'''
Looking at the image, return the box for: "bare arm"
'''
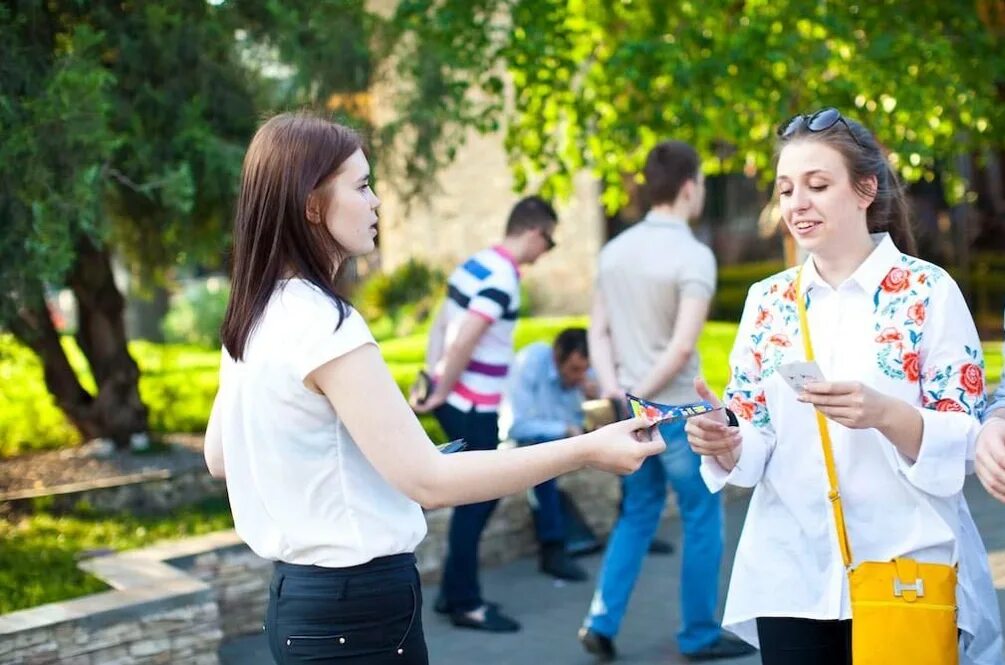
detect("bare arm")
[416,312,491,412]
[588,293,621,397]
[204,392,225,479]
[311,344,663,509]
[631,296,710,399]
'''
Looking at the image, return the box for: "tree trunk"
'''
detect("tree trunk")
[7,290,105,442]
[65,237,149,447]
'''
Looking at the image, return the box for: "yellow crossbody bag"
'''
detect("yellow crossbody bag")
[795,269,958,665]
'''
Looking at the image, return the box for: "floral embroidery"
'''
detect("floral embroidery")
[907,302,926,326]
[755,306,773,328]
[880,267,911,294]
[728,253,986,429]
[920,345,985,415]
[959,363,983,397]
[768,334,792,347]
[875,327,903,345]
[902,352,920,383]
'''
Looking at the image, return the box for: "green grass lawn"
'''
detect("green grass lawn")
[0,498,234,614]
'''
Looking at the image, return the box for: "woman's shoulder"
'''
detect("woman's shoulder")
[272,280,364,331]
[747,266,801,303]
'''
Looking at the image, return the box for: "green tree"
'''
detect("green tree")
[388,0,1005,209]
[0,0,373,447]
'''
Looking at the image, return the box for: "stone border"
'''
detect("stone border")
[0,468,225,516]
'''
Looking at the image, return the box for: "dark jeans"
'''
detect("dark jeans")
[434,402,500,612]
[755,617,852,665]
[515,437,564,544]
[265,554,427,665]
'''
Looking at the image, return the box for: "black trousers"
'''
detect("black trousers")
[433,402,501,612]
[265,554,428,664]
[756,617,852,665]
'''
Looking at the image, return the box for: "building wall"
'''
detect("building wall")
[375,127,606,315]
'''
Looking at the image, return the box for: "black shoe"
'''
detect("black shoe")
[683,634,757,661]
[540,542,588,582]
[448,604,521,632]
[434,597,500,615]
[578,627,616,661]
[648,538,675,555]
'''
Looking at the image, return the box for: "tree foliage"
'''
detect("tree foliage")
[389,0,1005,209]
[0,0,374,444]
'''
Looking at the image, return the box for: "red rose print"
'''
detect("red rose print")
[959,363,983,396]
[729,395,757,421]
[880,267,911,293]
[918,273,927,284]
[769,334,792,347]
[755,393,767,405]
[934,399,965,412]
[907,301,926,326]
[783,281,797,302]
[752,351,763,372]
[902,352,920,383]
[874,327,903,344]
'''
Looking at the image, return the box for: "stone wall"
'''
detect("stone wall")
[0,570,220,665]
[1,469,225,517]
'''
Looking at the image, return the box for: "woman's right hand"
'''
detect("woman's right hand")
[685,377,743,471]
[582,415,666,474]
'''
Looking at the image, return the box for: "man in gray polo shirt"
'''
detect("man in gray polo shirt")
[578,141,754,662]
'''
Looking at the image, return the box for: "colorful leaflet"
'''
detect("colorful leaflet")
[626,394,718,423]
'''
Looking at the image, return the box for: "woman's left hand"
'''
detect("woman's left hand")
[798,381,890,430]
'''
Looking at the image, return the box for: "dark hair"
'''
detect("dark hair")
[221,113,363,360]
[554,327,588,363]
[643,141,701,207]
[504,195,558,236]
[775,113,917,255]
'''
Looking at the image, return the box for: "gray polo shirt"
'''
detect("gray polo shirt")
[596,210,716,405]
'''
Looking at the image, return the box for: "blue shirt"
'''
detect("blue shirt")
[503,342,586,443]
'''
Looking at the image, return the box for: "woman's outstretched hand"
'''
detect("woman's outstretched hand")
[685,377,742,471]
[583,415,666,475]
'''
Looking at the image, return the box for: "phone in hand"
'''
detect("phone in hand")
[411,370,433,405]
[436,439,468,454]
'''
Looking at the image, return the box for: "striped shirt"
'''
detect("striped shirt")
[436,246,521,412]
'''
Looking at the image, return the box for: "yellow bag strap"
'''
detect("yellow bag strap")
[794,269,854,569]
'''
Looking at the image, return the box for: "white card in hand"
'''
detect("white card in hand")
[777,361,826,392]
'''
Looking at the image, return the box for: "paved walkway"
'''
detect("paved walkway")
[221,479,1005,664]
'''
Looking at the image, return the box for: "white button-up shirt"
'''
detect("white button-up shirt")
[702,235,1002,662]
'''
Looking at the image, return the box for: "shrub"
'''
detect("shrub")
[161,278,229,348]
[357,259,446,340]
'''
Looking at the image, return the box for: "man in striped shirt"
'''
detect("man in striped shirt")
[416,195,558,632]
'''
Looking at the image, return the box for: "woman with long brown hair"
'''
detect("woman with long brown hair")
[202,112,664,664]
[685,108,1002,664]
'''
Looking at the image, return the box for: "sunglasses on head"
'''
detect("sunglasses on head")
[777,107,865,147]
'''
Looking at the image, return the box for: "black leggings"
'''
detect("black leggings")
[266,554,428,664]
[756,617,852,665]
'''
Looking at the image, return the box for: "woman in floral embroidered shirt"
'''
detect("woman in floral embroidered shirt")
[684,108,1003,665]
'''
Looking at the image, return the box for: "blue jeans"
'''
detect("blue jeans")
[584,419,724,654]
[515,437,565,544]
